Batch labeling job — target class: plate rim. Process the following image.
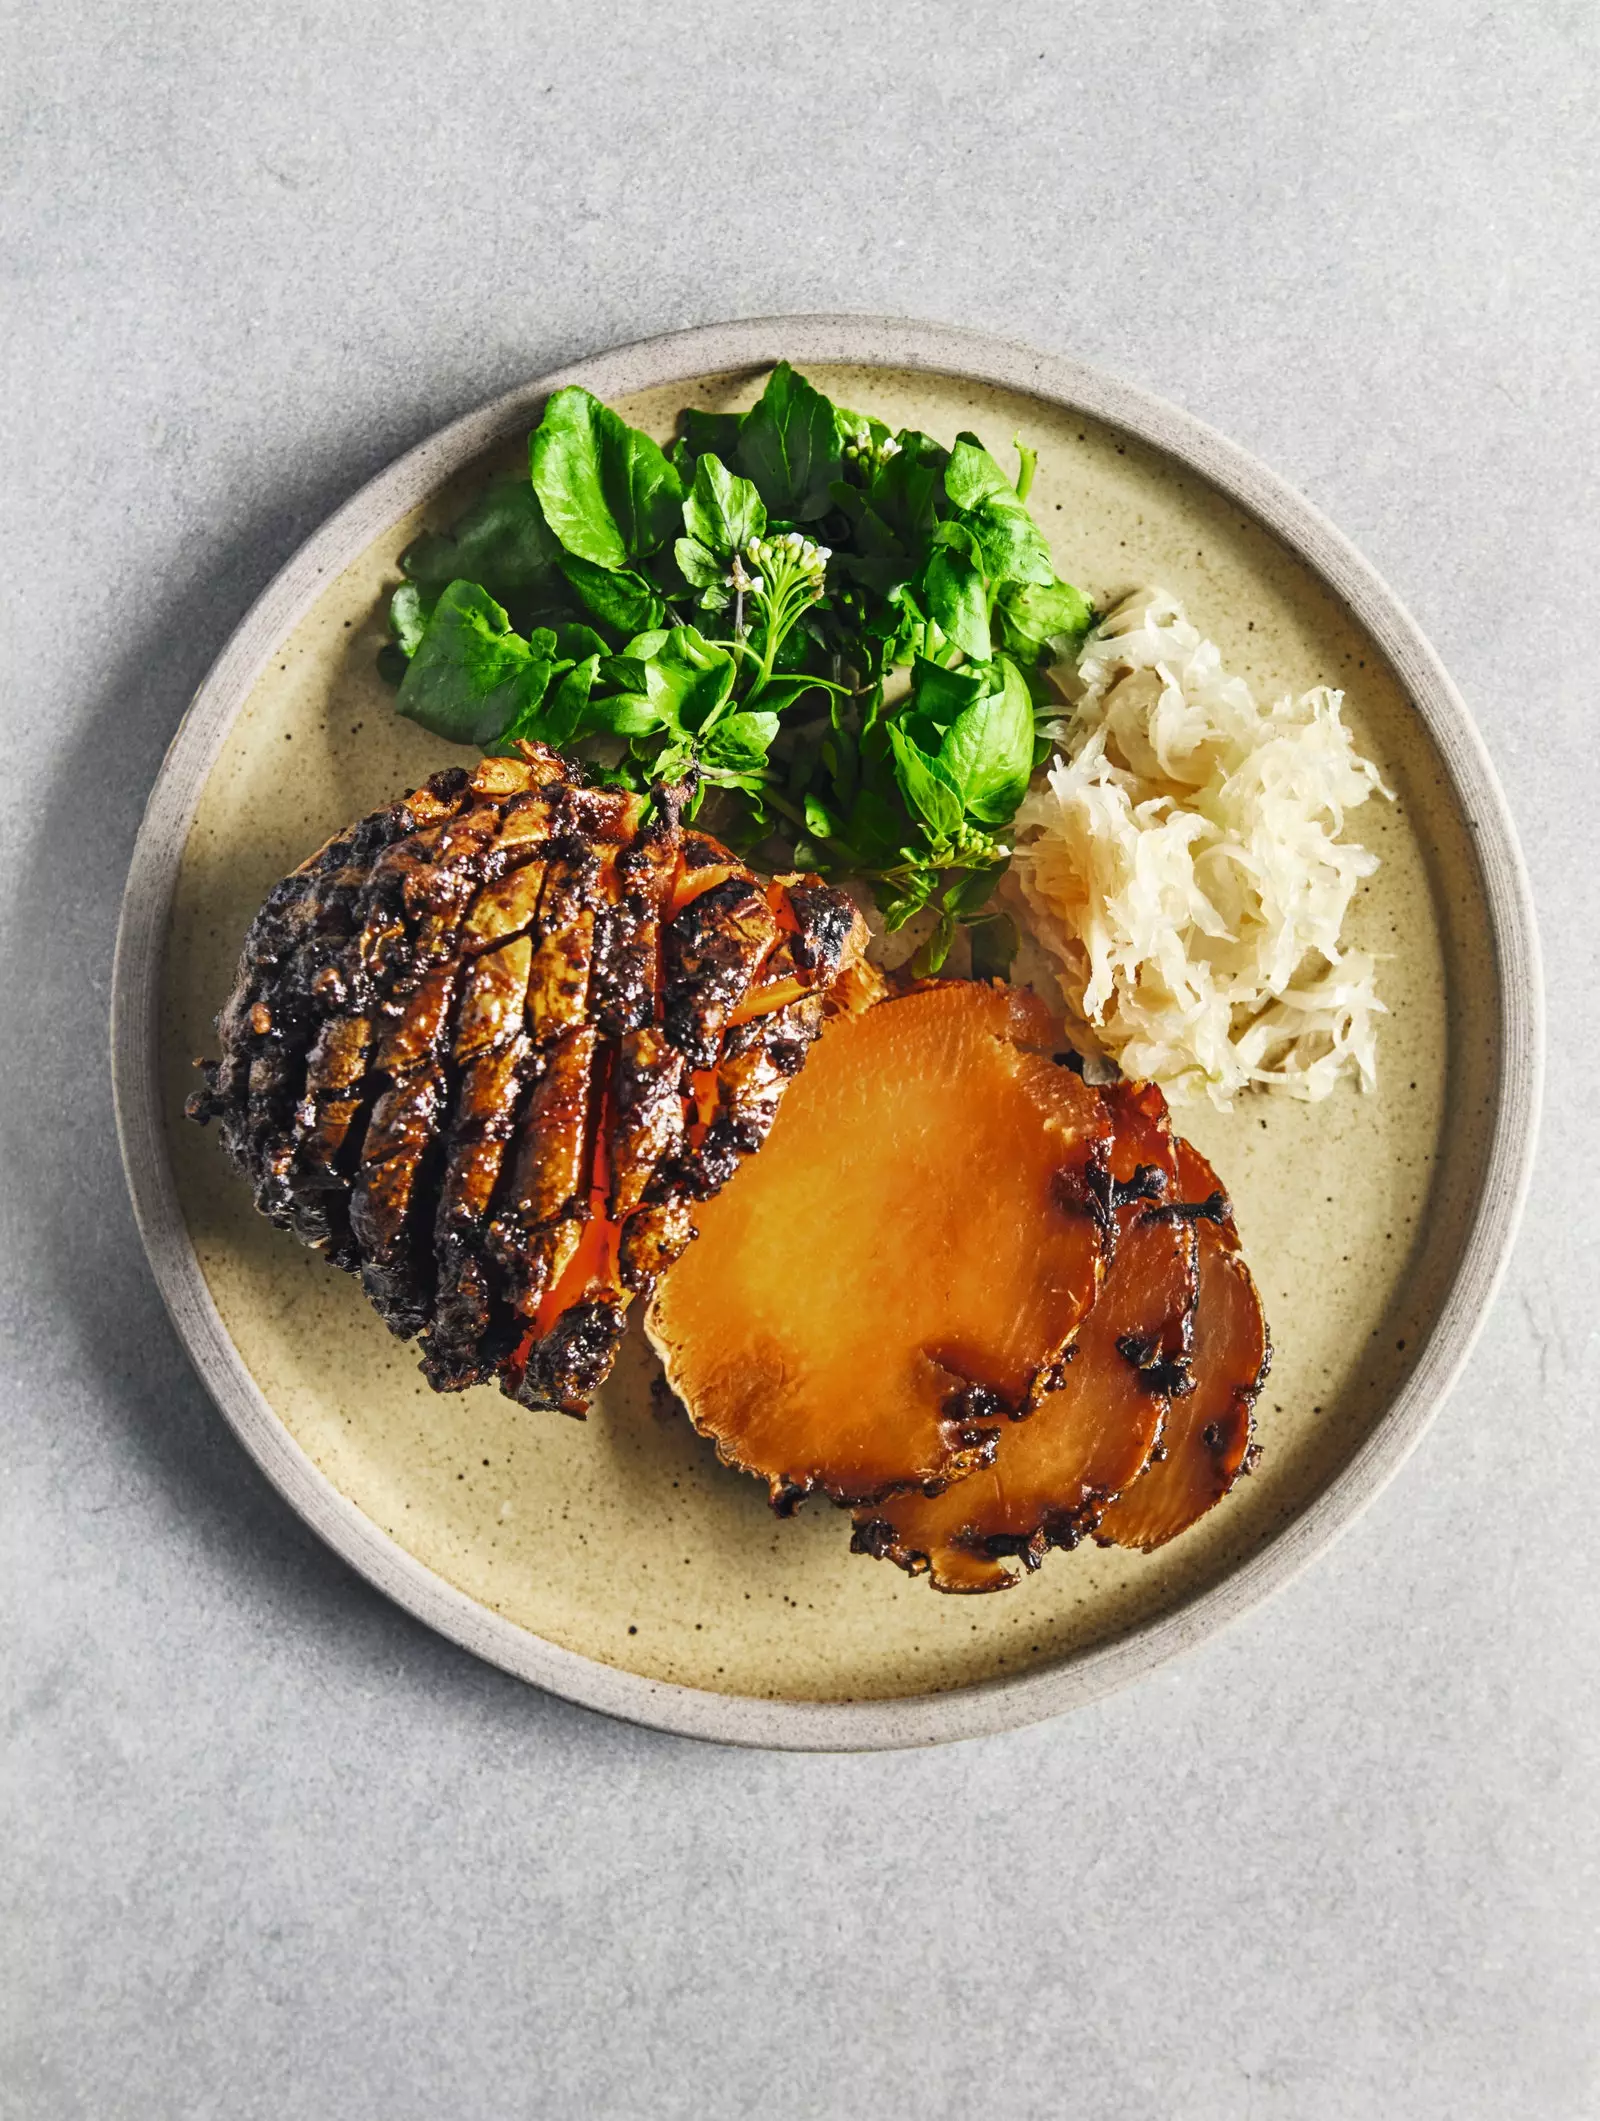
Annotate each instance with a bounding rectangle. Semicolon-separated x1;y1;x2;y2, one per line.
110;314;1543;1751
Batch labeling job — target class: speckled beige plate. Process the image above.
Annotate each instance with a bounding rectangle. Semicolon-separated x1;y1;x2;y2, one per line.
111;318;1540;1749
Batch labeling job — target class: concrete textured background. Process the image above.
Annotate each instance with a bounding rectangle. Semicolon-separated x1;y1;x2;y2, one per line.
4;3;1597;2114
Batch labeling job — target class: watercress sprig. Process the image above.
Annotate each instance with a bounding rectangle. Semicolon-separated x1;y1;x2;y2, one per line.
382;361;1095;973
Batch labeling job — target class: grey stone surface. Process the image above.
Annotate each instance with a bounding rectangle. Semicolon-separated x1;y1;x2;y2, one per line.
2;1;1596;2113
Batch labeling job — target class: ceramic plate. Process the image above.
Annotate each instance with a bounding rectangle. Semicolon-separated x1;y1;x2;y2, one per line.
111;318;1540;1749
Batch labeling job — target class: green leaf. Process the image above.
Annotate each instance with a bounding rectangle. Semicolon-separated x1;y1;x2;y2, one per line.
539;655;601;747
922;546;991;662
969;912;1019;981
638;625;736;736
938;656;1035;825
736;362;843;523
995;576;1093;659
939;434;1055;587
830;477;911;558
963;493;1055;587
674;536;727;591
944;434;1016;510
702;710;780;770
888;723;963;840
879;866;938;931
910;657;989;733
945;869;1003;916
699;765;769;797
865;431;948;551
803;792;838;839
751;674;829;715
621;629;670;660
389;582;429;657
842;788;905;865
679;407;745;466
400;477;567;613
582;691;665;737
529;386;683;569
911;910;958;978
652;743;696;784
928;517;984;570
683;452;766;557
396;582;556;748
552;623;612;662
557;553;664;635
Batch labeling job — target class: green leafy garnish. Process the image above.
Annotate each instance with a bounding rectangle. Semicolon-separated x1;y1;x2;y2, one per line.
396;582;557;748
733;360;842;523
528;386;683;569
381;362;1096;965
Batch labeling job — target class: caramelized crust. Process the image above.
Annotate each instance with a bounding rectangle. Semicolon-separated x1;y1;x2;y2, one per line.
1093;1139;1270;1552
608;1027;687;1219
644;983;1111;1507
661;876;780;1068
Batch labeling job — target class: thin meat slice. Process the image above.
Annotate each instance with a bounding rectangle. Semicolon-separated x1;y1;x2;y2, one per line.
423;938;536;1390
526;844;602;1039
287;1011;375;1249
661;875;779;1069
608;1027;687;1219
589;822;680;1039
487;1023;599;1316
852;1077;1198;1591
645;983;1112;1508
1094;1140;1270;1552
682;993;828;1200
618;1200;696;1293
460;859;548;953
348;963;459;1334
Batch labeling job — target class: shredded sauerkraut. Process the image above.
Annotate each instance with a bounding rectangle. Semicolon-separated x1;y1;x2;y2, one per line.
1011;590;1391;1107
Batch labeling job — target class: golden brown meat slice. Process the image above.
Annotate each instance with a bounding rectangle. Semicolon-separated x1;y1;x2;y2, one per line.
1094;1139;1270;1551
525;845;602;1037
618;1199;697;1293
608;1027;688;1218
487;1023;600;1314
460;860;548;953
851;1077;1198;1590
589;822;679;1038
644;982;1112;1508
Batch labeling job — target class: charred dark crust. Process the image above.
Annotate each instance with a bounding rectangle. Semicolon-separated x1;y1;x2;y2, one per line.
711;989;815;1175
609;1028;687;1219
617;1200;697;1295
188;743;850;1418
854;1481;1121;1593
777;880;857;979
661;876;779;1069
1118;1349;1196;1397
1142;1189;1229;1227
850;1517;901;1563
513;1299;628;1417
942;1381;1009;1428
1055;1150;1167;1264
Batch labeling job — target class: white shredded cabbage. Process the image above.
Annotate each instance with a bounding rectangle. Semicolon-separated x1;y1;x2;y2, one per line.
1011;590;1392;1107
